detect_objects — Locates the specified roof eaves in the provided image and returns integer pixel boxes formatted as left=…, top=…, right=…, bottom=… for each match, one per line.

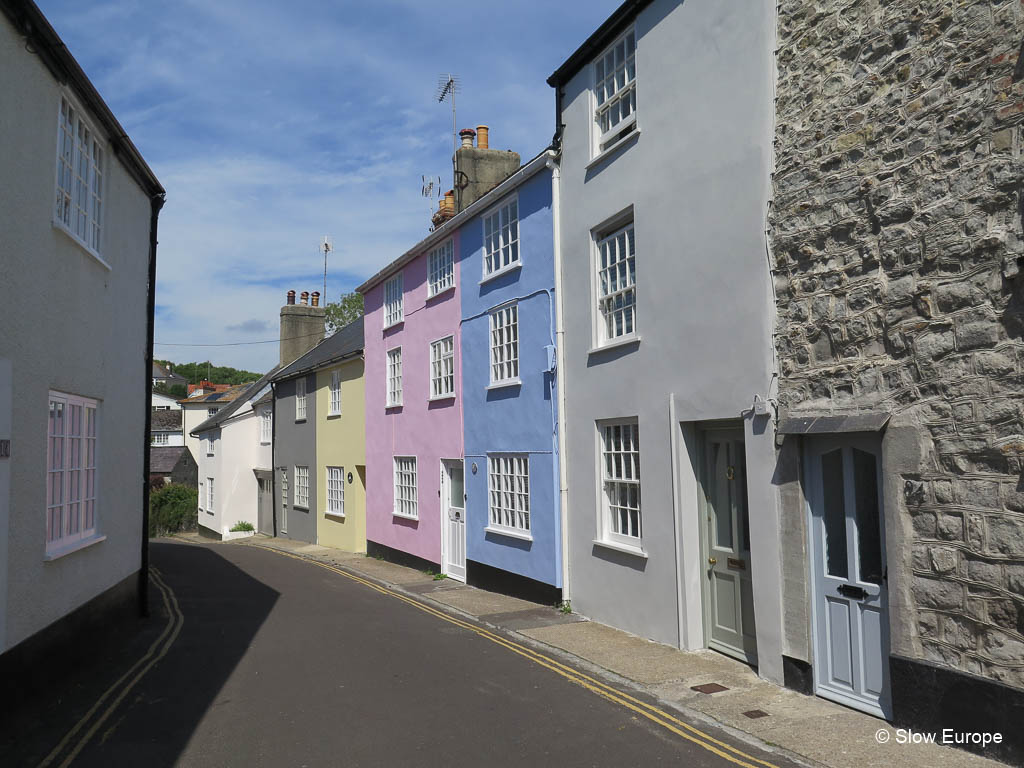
left=546, top=0, right=655, bottom=88
left=356, top=150, right=554, bottom=294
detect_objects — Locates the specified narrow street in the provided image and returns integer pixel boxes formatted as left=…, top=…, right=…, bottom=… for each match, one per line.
left=2, top=540, right=801, bottom=768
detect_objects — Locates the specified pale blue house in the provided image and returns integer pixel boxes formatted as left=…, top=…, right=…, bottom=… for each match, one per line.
left=460, top=150, right=562, bottom=601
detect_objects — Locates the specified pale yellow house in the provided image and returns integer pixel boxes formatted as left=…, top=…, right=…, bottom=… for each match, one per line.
left=313, top=318, right=366, bottom=551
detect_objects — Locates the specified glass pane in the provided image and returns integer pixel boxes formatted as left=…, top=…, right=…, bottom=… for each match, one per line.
left=821, top=449, right=848, bottom=578
left=711, top=442, right=733, bottom=550
left=450, top=466, right=464, bottom=506
left=853, top=449, right=883, bottom=584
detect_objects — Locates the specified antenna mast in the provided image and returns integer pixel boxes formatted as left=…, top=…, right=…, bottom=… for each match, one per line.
left=321, top=235, right=333, bottom=303
left=436, top=74, right=461, bottom=209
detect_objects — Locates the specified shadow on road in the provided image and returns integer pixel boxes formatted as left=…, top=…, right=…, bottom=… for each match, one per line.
left=0, top=541, right=279, bottom=767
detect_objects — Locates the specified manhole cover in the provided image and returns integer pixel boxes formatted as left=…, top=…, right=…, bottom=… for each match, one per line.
left=690, top=683, right=729, bottom=694
left=743, top=709, right=769, bottom=719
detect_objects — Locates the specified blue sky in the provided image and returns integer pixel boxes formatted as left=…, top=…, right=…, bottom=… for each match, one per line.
left=36, top=0, right=621, bottom=373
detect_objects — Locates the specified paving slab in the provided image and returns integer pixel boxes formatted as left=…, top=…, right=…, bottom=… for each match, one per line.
left=427, top=586, right=546, bottom=618
left=477, top=607, right=586, bottom=631
left=342, top=556, right=437, bottom=586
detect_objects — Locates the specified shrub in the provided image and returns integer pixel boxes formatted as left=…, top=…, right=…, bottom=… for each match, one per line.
left=149, top=483, right=198, bottom=537
left=229, top=521, right=254, bottom=532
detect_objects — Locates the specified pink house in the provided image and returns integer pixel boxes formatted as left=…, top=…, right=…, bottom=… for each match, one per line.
left=359, top=227, right=466, bottom=576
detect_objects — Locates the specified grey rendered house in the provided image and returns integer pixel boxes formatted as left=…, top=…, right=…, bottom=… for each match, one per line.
left=0, top=0, right=163, bottom=681
left=549, top=0, right=783, bottom=680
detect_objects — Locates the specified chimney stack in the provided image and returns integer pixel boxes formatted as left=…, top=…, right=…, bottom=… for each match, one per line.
left=453, top=123, right=520, bottom=213
left=280, top=289, right=326, bottom=366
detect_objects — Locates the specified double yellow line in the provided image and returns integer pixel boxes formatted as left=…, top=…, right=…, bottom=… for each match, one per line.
left=257, top=545, right=782, bottom=768
left=39, top=568, right=184, bottom=768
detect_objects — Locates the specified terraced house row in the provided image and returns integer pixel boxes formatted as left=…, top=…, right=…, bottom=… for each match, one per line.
left=186, top=0, right=1024, bottom=763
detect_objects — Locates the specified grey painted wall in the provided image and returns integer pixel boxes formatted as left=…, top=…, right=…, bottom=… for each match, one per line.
left=274, top=374, right=318, bottom=544
left=556, top=0, right=782, bottom=680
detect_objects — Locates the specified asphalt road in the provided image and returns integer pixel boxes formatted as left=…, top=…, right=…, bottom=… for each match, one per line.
left=4, top=541, right=801, bottom=767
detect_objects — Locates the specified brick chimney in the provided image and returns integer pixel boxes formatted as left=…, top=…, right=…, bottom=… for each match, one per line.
left=453, top=124, right=520, bottom=213
left=280, top=289, right=326, bottom=366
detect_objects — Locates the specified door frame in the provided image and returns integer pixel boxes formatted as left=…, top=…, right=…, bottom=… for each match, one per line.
left=440, top=458, right=466, bottom=582
left=804, top=434, right=892, bottom=719
left=696, top=421, right=757, bottom=665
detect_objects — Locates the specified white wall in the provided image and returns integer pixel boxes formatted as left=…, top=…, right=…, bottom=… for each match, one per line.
left=182, top=404, right=208, bottom=472
left=151, top=392, right=181, bottom=411
left=197, top=406, right=263, bottom=536
left=0, top=20, right=153, bottom=651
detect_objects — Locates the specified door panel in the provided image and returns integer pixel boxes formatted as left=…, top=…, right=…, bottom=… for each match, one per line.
left=442, top=461, right=466, bottom=582
left=701, top=428, right=757, bottom=664
left=807, top=435, right=890, bottom=718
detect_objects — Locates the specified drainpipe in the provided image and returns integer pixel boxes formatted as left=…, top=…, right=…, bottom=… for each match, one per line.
left=547, top=154, right=570, bottom=600
left=140, top=191, right=165, bottom=619
left=271, top=381, right=278, bottom=537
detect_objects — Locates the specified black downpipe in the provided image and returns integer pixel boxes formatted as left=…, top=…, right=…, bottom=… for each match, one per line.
left=140, top=191, right=165, bottom=618
left=271, top=382, right=277, bottom=537
left=550, top=85, right=564, bottom=153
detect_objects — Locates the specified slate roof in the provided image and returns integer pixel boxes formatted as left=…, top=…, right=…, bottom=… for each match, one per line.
left=178, top=384, right=249, bottom=406
left=150, top=409, right=183, bottom=432
left=150, top=446, right=188, bottom=474
left=152, top=362, right=187, bottom=382
left=191, top=366, right=282, bottom=436
left=271, top=316, right=364, bottom=383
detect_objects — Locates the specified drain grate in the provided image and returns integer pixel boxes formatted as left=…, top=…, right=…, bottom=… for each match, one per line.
left=742, top=709, right=769, bottom=719
left=690, top=683, right=729, bottom=694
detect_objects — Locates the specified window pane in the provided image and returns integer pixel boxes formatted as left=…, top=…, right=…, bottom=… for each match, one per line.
left=853, top=449, right=883, bottom=584
left=821, top=449, right=848, bottom=578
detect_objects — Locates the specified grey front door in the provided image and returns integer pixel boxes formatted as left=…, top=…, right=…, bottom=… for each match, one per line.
left=701, top=428, right=757, bottom=665
left=257, top=476, right=274, bottom=535
left=805, top=435, right=890, bottom=718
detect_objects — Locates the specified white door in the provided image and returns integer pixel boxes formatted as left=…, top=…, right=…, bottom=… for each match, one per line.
left=806, top=435, right=890, bottom=718
left=701, top=428, right=757, bottom=664
left=441, top=460, right=466, bottom=582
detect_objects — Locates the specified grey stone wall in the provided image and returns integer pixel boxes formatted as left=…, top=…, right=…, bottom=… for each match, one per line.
left=771, top=0, right=1024, bottom=689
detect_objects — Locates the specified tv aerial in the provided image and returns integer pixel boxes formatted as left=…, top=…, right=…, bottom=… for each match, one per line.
left=320, top=235, right=332, bottom=301
left=436, top=73, right=460, bottom=155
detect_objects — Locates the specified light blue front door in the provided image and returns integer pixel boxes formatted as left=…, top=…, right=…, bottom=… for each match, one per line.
left=805, top=435, right=891, bottom=718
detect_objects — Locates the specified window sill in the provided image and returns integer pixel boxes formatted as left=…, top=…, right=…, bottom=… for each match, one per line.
left=44, top=533, right=107, bottom=561
left=205, top=510, right=214, bottom=515
left=586, top=125, right=640, bottom=171
left=260, top=440, right=271, bottom=445
left=429, top=394, right=456, bottom=403
left=588, top=335, right=641, bottom=356
left=427, top=284, right=456, bottom=302
left=383, top=320, right=405, bottom=333
left=487, top=379, right=522, bottom=391
left=592, top=538, right=648, bottom=559
left=294, top=505, right=309, bottom=511
left=327, top=411, right=341, bottom=419
left=294, top=418, right=307, bottom=424
left=324, top=511, right=346, bottom=520
left=385, top=403, right=403, bottom=411
left=53, top=219, right=112, bottom=271
left=484, top=526, right=533, bottom=542
left=480, top=262, right=522, bottom=286
left=393, top=511, right=419, bottom=521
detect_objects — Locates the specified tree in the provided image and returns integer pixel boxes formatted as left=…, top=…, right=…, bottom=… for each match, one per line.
left=324, top=291, right=364, bottom=334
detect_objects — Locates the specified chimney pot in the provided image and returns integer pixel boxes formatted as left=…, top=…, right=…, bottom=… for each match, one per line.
left=287, top=290, right=296, bottom=305
left=311, top=291, right=320, bottom=307
left=459, top=128, right=476, bottom=149
left=300, top=291, right=309, bottom=306
left=476, top=125, right=489, bottom=149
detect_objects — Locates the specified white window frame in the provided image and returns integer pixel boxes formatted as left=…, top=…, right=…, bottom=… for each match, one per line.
left=429, top=335, right=456, bottom=400
left=482, top=196, right=520, bottom=280
left=45, top=391, right=100, bottom=556
left=427, top=239, right=455, bottom=298
left=207, top=477, right=215, bottom=513
left=384, top=274, right=404, bottom=328
left=486, top=454, right=531, bottom=536
left=151, top=432, right=169, bottom=446
left=54, top=95, right=106, bottom=264
left=326, top=466, right=345, bottom=517
left=592, top=28, right=637, bottom=155
left=594, top=221, right=637, bottom=346
left=198, top=480, right=205, bottom=512
left=489, top=303, right=520, bottom=386
left=329, top=370, right=342, bottom=416
left=294, top=465, right=309, bottom=509
left=259, top=407, right=272, bottom=444
left=393, top=456, right=418, bottom=519
left=295, top=377, right=307, bottom=421
left=205, top=434, right=215, bottom=457
left=207, top=407, right=219, bottom=417
left=386, top=347, right=403, bottom=407
left=597, top=419, right=643, bottom=551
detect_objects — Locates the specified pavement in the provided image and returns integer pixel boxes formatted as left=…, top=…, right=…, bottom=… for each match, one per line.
left=212, top=532, right=1006, bottom=768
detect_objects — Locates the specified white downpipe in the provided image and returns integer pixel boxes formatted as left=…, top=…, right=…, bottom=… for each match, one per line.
left=548, top=157, right=570, bottom=600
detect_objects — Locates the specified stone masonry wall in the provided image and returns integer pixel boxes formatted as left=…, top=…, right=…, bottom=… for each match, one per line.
left=771, top=0, right=1024, bottom=688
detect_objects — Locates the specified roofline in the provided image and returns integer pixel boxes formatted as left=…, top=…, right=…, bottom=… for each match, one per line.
left=271, top=349, right=363, bottom=384
left=356, top=149, right=555, bottom=294
left=546, top=0, right=654, bottom=88
left=0, top=0, right=164, bottom=198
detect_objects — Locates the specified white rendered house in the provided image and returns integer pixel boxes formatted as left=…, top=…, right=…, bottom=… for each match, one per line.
left=0, top=0, right=163, bottom=674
